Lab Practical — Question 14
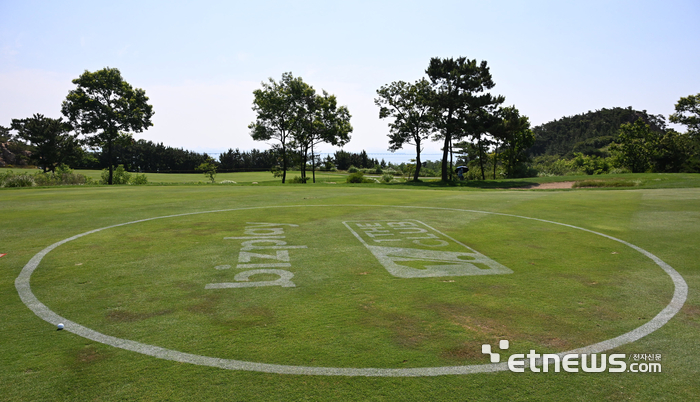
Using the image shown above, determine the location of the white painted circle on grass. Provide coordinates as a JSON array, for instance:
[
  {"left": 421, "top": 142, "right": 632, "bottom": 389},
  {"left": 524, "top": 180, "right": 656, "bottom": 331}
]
[{"left": 15, "top": 205, "right": 688, "bottom": 376}]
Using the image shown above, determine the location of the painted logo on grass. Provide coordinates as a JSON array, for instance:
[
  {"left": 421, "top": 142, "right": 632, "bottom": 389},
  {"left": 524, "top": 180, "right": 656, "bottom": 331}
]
[
  {"left": 343, "top": 220, "right": 512, "bottom": 278},
  {"left": 206, "top": 222, "right": 307, "bottom": 289}
]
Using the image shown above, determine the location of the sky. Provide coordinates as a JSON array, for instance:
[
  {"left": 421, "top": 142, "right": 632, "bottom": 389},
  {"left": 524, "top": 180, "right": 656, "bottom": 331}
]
[{"left": 1, "top": 0, "right": 699, "bottom": 163}]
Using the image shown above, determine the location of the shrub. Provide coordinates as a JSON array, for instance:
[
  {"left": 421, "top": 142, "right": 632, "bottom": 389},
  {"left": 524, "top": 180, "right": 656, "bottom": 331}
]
[
  {"left": 130, "top": 174, "right": 148, "bottom": 185},
  {"left": 507, "top": 164, "right": 538, "bottom": 179},
  {"left": 532, "top": 156, "right": 578, "bottom": 177},
  {"left": 1, "top": 168, "right": 91, "bottom": 187},
  {"left": 101, "top": 165, "right": 132, "bottom": 184},
  {"left": 288, "top": 176, "right": 307, "bottom": 183},
  {"left": 381, "top": 174, "right": 394, "bottom": 183},
  {"left": 346, "top": 172, "right": 366, "bottom": 183},
  {"left": 4, "top": 173, "right": 35, "bottom": 187},
  {"left": 347, "top": 165, "right": 359, "bottom": 173},
  {"left": 55, "top": 164, "right": 72, "bottom": 175},
  {"left": 572, "top": 153, "right": 610, "bottom": 175},
  {"left": 34, "top": 172, "right": 84, "bottom": 186},
  {"left": 0, "top": 170, "right": 14, "bottom": 187},
  {"left": 419, "top": 167, "right": 437, "bottom": 177}
]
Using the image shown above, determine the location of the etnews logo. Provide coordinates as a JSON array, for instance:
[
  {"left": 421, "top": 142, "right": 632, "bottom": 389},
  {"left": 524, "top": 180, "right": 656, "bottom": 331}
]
[{"left": 482, "top": 340, "right": 661, "bottom": 373}]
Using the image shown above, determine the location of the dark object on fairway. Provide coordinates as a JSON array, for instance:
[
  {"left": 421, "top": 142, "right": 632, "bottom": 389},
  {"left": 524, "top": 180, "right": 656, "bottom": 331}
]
[{"left": 456, "top": 166, "right": 468, "bottom": 180}]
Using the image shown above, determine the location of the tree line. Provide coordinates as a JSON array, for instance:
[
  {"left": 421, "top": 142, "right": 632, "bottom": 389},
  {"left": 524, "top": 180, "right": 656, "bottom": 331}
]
[{"left": 3, "top": 63, "right": 699, "bottom": 183}]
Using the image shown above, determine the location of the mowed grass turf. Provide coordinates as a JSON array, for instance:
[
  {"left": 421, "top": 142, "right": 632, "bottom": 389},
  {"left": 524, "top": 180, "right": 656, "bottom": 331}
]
[
  {"left": 0, "top": 167, "right": 347, "bottom": 184},
  {"left": 1, "top": 181, "right": 699, "bottom": 401},
  {"left": 4, "top": 167, "right": 700, "bottom": 188}
]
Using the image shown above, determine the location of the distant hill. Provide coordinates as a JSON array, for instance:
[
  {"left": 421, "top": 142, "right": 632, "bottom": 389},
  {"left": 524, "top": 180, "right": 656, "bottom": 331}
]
[{"left": 530, "top": 107, "right": 665, "bottom": 157}]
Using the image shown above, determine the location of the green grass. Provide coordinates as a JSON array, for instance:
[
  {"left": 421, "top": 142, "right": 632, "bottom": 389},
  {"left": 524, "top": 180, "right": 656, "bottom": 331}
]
[
  {"left": 1, "top": 181, "right": 699, "bottom": 401},
  {"left": 3, "top": 167, "right": 700, "bottom": 190},
  {"left": 0, "top": 167, "right": 349, "bottom": 185}
]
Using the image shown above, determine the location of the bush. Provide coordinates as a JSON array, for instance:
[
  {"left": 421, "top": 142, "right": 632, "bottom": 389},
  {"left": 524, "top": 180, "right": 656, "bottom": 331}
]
[
  {"left": 101, "top": 165, "right": 132, "bottom": 184},
  {"left": 571, "top": 153, "right": 611, "bottom": 175},
  {"left": 1, "top": 168, "right": 91, "bottom": 187},
  {"left": 507, "top": 164, "right": 538, "bottom": 179},
  {"left": 346, "top": 172, "right": 370, "bottom": 183},
  {"left": 3, "top": 173, "right": 35, "bottom": 187},
  {"left": 288, "top": 176, "right": 307, "bottom": 183},
  {"left": 419, "top": 167, "right": 437, "bottom": 177},
  {"left": 347, "top": 165, "right": 359, "bottom": 173},
  {"left": 532, "top": 156, "right": 579, "bottom": 176},
  {"left": 381, "top": 174, "right": 394, "bottom": 183},
  {"left": 0, "top": 170, "right": 14, "bottom": 187},
  {"left": 130, "top": 173, "right": 148, "bottom": 185},
  {"left": 34, "top": 172, "right": 89, "bottom": 186}
]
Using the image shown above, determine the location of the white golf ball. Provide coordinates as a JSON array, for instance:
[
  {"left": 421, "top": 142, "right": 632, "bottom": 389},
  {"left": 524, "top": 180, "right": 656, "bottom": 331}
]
[{"left": 57, "top": 323, "right": 64, "bottom": 330}]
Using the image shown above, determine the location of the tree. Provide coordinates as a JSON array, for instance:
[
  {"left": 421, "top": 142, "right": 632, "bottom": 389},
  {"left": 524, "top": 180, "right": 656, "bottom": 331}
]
[
  {"left": 10, "top": 114, "right": 81, "bottom": 172},
  {"left": 465, "top": 107, "right": 500, "bottom": 180},
  {"left": 426, "top": 57, "right": 504, "bottom": 181},
  {"left": 611, "top": 118, "right": 659, "bottom": 173},
  {"left": 375, "top": 78, "right": 433, "bottom": 181},
  {"left": 306, "top": 91, "right": 352, "bottom": 182},
  {"left": 61, "top": 67, "right": 154, "bottom": 184},
  {"left": 285, "top": 74, "right": 317, "bottom": 183},
  {"left": 496, "top": 106, "right": 535, "bottom": 178},
  {"left": 669, "top": 93, "right": 700, "bottom": 138},
  {"left": 249, "top": 73, "right": 297, "bottom": 183},
  {"left": 0, "top": 125, "right": 11, "bottom": 142},
  {"left": 654, "top": 129, "right": 696, "bottom": 173},
  {"left": 250, "top": 73, "right": 352, "bottom": 183},
  {"left": 196, "top": 160, "right": 217, "bottom": 183},
  {"left": 286, "top": 78, "right": 353, "bottom": 183}
]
